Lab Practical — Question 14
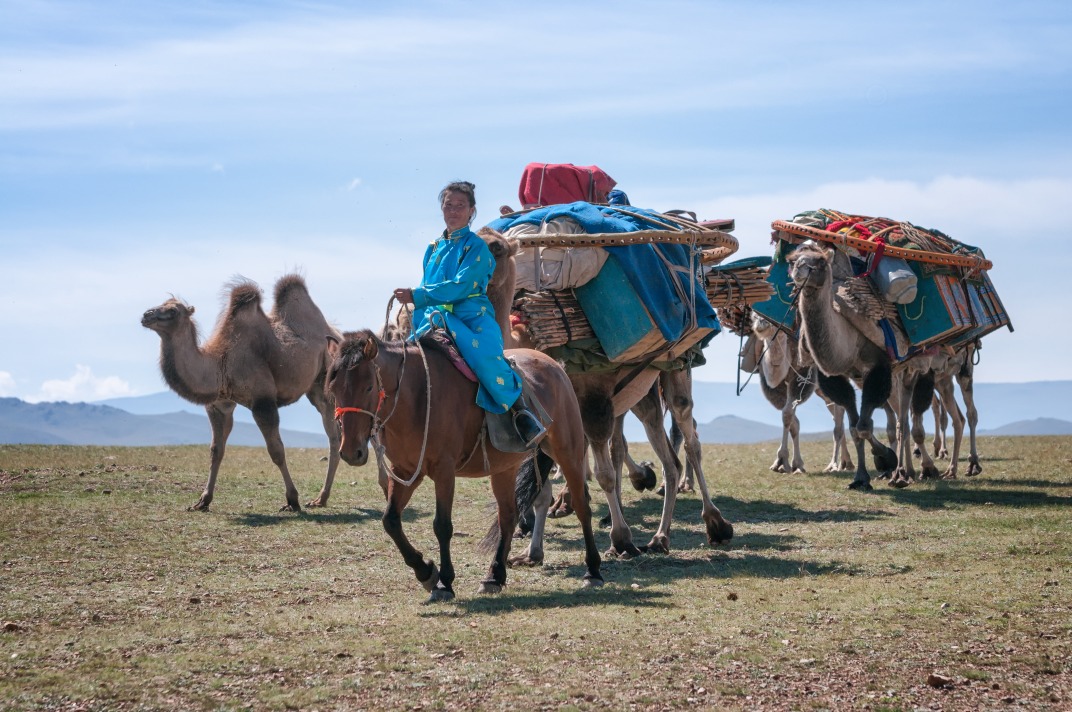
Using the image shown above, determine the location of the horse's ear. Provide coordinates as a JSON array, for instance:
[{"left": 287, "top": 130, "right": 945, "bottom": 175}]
[
  {"left": 188, "top": 306, "right": 196, "bottom": 316},
  {"left": 325, "top": 334, "right": 340, "bottom": 359},
  {"left": 362, "top": 336, "right": 378, "bottom": 360}
]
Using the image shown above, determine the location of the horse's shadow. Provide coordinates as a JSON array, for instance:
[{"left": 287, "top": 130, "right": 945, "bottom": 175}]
[{"left": 229, "top": 506, "right": 392, "bottom": 528}]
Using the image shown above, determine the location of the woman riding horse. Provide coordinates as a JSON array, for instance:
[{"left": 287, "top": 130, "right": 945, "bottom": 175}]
[{"left": 393, "top": 181, "right": 545, "bottom": 447}]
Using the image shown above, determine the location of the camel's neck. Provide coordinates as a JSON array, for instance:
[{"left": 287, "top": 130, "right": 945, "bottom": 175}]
[
  {"left": 797, "top": 276, "right": 863, "bottom": 376},
  {"left": 159, "top": 323, "right": 223, "bottom": 404},
  {"left": 760, "top": 331, "right": 791, "bottom": 387}
]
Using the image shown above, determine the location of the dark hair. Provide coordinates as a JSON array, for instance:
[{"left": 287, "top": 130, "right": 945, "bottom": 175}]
[{"left": 439, "top": 181, "right": 476, "bottom": 209}]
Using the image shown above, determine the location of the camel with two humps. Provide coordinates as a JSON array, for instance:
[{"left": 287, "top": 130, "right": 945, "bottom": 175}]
[{"left": 141, "top": 274, "right": 342, "bottom": 511}]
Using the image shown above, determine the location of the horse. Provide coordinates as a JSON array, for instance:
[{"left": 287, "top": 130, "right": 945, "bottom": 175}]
[{"left": 326, "top": 329, "right": 602, "bottom": 602}]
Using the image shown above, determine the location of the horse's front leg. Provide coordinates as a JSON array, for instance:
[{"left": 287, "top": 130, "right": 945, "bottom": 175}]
[
  {"left": 381, "top": 473, "right": 438, "bottom": 599},
  {"left": 429, "top": 470, "right": 457, "bottom": 602},
  {"left": 480, "top": 468, "right": 517, "bottom": 594}
]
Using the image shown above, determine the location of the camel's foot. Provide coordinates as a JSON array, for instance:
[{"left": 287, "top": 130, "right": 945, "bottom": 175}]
[
  {"left": 967, "top": 459, "right": 983, "bottom": 477},
  {"left": 188, "top": 495, "right": 212, "bottom": 512},
  {"left": 582, "top": 573, "right": 604, "bottom": 588},
  {"left": 477, "top": 580, "right": 503, "bottom": 595},
  {"left": 941, "top": 466, "right": 958, "bottom": 480},
  {"left": 418, "top": 561, "right": 440, "bottom": 593},
  {"left": 548, "top": 490, "right": 573, "bottom": 519},
  {"left": 605, "top": 541, "right": 643, "bottom": 559},
  {"left": 848, "top": 479, "right": 873, "bottom": 491},
  {"left": 628, "top": 463, "right": 658, "bottom": 492},
  {"left": 278, "top": 502, "right": 302, "bottom": 513},
  {"left": 889, "top": 475, "right": 912, "bottom": 489},
  {"left": 770, "top": 460, "right": 788, "bottom": 473},
  {"left": 912, "top": 446, "right": 922, "bottom": 459},
  {"left": 935, "top": 447, "right": 949, "bottom": 460},
  {"left": 305, "top": 495, "right": 328, "bottom": 508},
  {"left": 919, "top": 463, "right": 941, "bottom": 480},
  {"left": 677, "top": 478, "right": 695, "bottom": 493},
  {"left": 704, "top": 515, "right": 734, "bottom": 546},
  {"left": 791, "top": 465, "right": 807, "bottom": 475},
  {"left": 508, "top": 552, "right": 544, "bottom": 567},
  {"left": 426, "top": 586, "right": 455, "bottom": 604},
  {"left": 640, "top": 534, "right": 670, "bottom": 554}
]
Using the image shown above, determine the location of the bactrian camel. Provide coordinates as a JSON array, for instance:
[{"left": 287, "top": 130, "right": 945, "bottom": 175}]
[
  {"left": 749, "top": 313, "right": 855, "bottom": 474},
  {"left": 141, "top": 274, "right": 342, "bottom": 511},
  {"left": 788, "top": 243, "right": 899, "bottom": 489}
]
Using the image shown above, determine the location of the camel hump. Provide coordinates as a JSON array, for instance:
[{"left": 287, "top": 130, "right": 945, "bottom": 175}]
[
  {"left": 477, "top": 227, "right": 518, "bottom": 259},
  {"left": 273, "top": 273, "right": 309, "bottom": 306},
  {"left": 224, "top": 278, "right": 264, "bottom": 319}
]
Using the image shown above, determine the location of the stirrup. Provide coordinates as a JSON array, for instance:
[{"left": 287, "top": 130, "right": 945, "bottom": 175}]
[{"left": 513, "top": 409, "right": 546, "bottom": 449}]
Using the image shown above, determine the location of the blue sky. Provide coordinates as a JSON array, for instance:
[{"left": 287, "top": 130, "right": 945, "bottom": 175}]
[{"left": 1, "top": 0, "right": 1069, "bottom": 402}]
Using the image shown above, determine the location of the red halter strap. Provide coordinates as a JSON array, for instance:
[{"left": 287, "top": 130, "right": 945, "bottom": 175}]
[{"left": 334, "top": 388, "right": 387, "bottom": 421}]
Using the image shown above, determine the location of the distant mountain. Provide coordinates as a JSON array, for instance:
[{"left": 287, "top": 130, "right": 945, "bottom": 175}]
[
  {"left": 0, "top": 398, "right": 329, "bottom": 448},
  {"left": 1, "top": 380, "right": 1066, "bottom": 447},
  {"left": 980, "top": 418, "right": 1072, "bottom": 436}
]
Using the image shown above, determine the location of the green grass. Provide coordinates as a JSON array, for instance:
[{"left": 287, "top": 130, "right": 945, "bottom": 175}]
[{"left": 1, "top": 437, "right": 1070, "bottom": 710}]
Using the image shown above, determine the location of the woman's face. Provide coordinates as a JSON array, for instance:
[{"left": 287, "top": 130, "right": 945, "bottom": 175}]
[{"left": 441, "top": 190, "right": 475, "bottom": 232}]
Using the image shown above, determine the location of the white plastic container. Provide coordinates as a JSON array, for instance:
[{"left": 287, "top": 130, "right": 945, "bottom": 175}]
[{"left": 871, "top": 256, "right": 918, "bottom": 304}]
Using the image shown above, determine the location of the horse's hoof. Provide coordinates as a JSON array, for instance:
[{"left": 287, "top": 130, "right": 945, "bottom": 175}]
[
  {"left": 598, "top": 514, "right": 612, "bottom": 528},
  {"left": 582, "top": 574, "right": 604, "bottom": 588},
  {"left": 848, "top": 480, "right": 873, "bottom": 491},
  {"left": 426, "top": 587, "right": 455, "bottom": 603},
  {"left": 629, "top": 464, "right": 657, "bottom": 492},
  {"left": 477, "top": 581, "right": 502, "bottom": 595}
]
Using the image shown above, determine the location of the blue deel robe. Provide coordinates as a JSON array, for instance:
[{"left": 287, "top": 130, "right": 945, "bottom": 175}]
[{"left": 410, "top": 225, "right": 522, "bottom": 414}]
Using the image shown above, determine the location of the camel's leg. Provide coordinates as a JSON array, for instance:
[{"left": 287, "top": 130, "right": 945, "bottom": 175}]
[
  {"left": 589, "top": 436, "right": 640, "bottom": 558},
  {"left": 250, "top": 398, "right": 302, "bottom": 511},
  {"left": 191, "top": 401, "right": 236, "bottom": 511},
  {"left": 935, "top": 375, "right": 965, "bottom": 479},
  {"left": 305, "top": 386, "right": 343, "bottom": 507},
  {"left": 668, "top": 417, "right": 695, "bottom": 492},
  {"left": 931, "top": 393, "right": 949, "bottom": 459},
  {"left": 957, "top": 356, "right": 982, "bottom": 476},
  {"left": 912, "top": 372, "right": 940, "bottom": 480},
  {"left": 631, "top": 388, "right": 683, "bottom": 554},
  {"left": 544, "top": 421, "right": 603, "bottom": 586},
  {"left": 776, "top": 387, "right": 806, "bottom": 474},
  {"left": 771, "top": 386, "right": 792, "bottom": 474},
  {"left": 480, "top": 469, "right": 516, "bottom": 594},
  {"left": 887, "top": 371, "right": 915, "bottom": 488},
  {"left": 861, "top": 363, "right": 897, "bottom": 481},
  {"left": 822, "top": 400, "right": 854, "bottom": 472},
  {"left": 510, "top": 456, "right": 554, "bottom": 566},
  {"left": 623, "top": 437, "right": 658, "bottom": 493},
  {"left": 663, "top": 369, "right": 732, "bottom": 545},
  {"left": 819, "top": 374, "right": 872, "bottom": 490},
  {"left": 382, "top": 473, "right": 442, "bottom": 599}
]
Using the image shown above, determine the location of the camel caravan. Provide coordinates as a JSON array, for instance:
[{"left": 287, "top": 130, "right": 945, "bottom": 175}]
[{"left": 141, "top": 163, "right": 1011, "bottom": 600}]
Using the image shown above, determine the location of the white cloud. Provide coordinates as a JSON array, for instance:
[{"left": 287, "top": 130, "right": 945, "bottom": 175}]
[
  {"left": 28, "top": 365, "right": 135, "bottom": 404},
  {"left": 346, "top": 178, "right": 362, "bottom": 191},
  {"left": 0, "top": 371, "right": 16, "bottom": 397}
]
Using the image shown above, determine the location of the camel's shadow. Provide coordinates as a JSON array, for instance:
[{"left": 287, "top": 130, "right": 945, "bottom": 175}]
[{"left": 873, "top": 484, "right": 1072, "bottom": 510}]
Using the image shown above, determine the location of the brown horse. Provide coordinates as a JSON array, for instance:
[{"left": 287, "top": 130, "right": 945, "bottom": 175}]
[{"left": 326, "top": 329, "right": 602, "bottom": 602}]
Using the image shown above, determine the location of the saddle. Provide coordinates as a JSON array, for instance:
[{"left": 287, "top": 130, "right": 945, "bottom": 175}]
[{"left": 420, "top": 330, "right": 551, "bottom": 452}]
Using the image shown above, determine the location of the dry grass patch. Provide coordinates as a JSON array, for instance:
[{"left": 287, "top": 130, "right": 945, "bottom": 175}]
[{"left": 1, "top": 437, "right": 1070, "bottom": 710}]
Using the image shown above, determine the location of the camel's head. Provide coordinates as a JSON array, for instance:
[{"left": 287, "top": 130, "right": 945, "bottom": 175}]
[
  {"left": 750, "top": 312, "right": 779, "bottom": 341},
  {"left": 141, "top": 299, "right": 194, "bottom": 334},
  {"left": 325, "top": 330, "right": 382, "bottom": 467},
  {"left": 788, "top": 242, "right": 833, "bottom": 291}
]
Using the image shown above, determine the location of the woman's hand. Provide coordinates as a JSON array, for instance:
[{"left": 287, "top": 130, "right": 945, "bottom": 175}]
[{"left": 393, "top": 288, "right": 414, "bottom": 304}]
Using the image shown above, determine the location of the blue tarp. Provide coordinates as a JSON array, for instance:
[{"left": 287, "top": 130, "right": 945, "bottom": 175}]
[{"left": 488, "top": 201, "right": 720, "bottom": 344}]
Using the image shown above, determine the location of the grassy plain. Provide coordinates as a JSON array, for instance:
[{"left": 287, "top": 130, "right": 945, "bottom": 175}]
[{"left": 1, "top": 437, "right": 1070, "bottom": 711}]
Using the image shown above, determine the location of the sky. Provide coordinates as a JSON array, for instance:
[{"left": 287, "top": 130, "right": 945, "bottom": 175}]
[{"left": 1, "top": 0, "right": 1070, "bottom": 404}]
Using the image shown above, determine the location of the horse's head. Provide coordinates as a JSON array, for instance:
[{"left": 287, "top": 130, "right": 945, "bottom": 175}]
[{"left": 325, "top": 330, "right": 383, "bottom": 467}]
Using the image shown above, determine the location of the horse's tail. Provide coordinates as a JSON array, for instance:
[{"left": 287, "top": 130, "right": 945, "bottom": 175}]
[{"left": 477, "top": 450, "right": 555, "bottom": 554}]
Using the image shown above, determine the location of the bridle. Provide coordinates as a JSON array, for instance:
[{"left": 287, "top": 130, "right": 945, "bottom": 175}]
[{"left": 333, "top": 336, "right": 433, "bottom": 488}]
